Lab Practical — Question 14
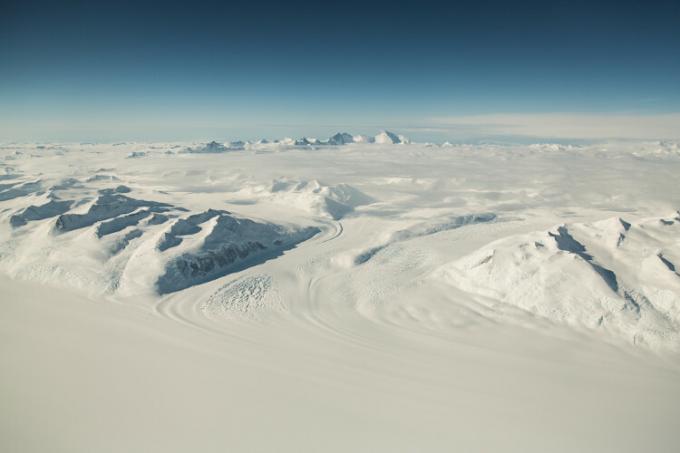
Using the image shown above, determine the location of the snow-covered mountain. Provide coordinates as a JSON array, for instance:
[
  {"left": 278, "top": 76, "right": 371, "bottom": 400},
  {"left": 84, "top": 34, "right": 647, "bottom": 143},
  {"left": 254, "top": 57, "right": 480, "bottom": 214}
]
[
  {"left": 173, "top": 131, "right": 412, "bottom": 152},
  {"left": 1, "top": 140, "right": 679, "bottom": 353},
  {"left": 3, "top": 138, "right": 680, "bottom": 453},
  {"left": 237, "top": 178, "right": 373, "bottom": 220},
  {"left": 182, "top": 140, "right": 245, "bottom": 153},
  {"left": 1, "top": 181, "right": 320, "bottom": 295},
  {"left": 327, "top": 132, "right": 355, "bottom": 145},
  {"left": 437, "top": 215, "right": 680, "bottom": 350},
  {"left": 156, "top": 210, "right": 320, "bottom": 293},
  {"left": 374, "top": 130, "right": 401, "bottom": 144}
]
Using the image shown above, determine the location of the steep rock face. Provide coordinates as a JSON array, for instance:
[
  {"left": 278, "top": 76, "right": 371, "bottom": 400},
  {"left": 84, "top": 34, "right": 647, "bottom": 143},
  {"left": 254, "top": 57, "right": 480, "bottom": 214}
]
[
  {"left": 157, "top": 209, "right": 225, "bottom": 251},
  {"left": 1, "top": 176, "right": 321, "bottom": 295},
  {"left": 96, "top": 210, "right": 152, "bottom": 237},
  {"left": 11, "top": 199, "right": 73, "bottom": 227},
  {"left": 327, "top": 132, "right": 355, "bottom": 145},
  {"left": 156, "top": 211, "right": 320, "bottom": 293}
]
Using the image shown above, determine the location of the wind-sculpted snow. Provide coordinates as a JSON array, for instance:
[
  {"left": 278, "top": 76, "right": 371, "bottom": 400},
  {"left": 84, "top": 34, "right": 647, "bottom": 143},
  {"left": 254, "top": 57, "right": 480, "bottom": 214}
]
[
  {"left": 355, "top": 213, "right": 496, "bottom": 264},
  {"left": 156, "top": 212, "right": 320, "bottom": 294},
  {"left": 549, "top": 226, "right": 619, "bottom": 292},
  {"left": 50, "top": 178, "right": 82, "bottom": 191},
  {"left": 110, "top": 229, "right": 143, "bottom": 254},
  {"left": 55, "top": 193, "right": 171, "bottom": 232},
  {"left": 438, "top": 215, "right": 680, "bottom": 350},
  {"left": 240, "top": 179, "right": 373, "bottom": 220}
]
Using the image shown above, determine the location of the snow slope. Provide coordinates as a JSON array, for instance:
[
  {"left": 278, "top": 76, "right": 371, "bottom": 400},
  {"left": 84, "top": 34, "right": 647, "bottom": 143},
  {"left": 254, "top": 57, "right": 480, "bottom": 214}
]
[
  {"left": 156, "top": 210, "right": 319, "bottom": 293},
  {"left": 438, "top": 215, "right": 680, "bottom": 350},
  {"left": 236, "top": 178, "right": 374, "bottom": 219},
  {"left": 1, "top": 138, "right": 680, "bottom": 453}
]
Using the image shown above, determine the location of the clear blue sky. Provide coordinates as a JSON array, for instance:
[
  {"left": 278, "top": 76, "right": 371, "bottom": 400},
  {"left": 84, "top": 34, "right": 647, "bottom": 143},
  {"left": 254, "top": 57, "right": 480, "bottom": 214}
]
[{"left": 1, "top": 0, "right": 679, "bottom": 141}]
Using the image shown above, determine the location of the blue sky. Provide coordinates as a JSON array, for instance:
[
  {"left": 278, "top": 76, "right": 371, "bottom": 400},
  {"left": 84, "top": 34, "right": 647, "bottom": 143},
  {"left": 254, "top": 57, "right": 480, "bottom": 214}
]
[{"left": 1, "top": 0, "right": 679, "bottom": 142}]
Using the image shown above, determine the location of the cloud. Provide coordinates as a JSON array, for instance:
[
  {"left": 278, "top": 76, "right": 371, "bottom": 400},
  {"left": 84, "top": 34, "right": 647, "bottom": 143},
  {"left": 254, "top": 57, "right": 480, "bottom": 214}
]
[{"left": 427, "top": 113, "right": 680, "bottom": 140}]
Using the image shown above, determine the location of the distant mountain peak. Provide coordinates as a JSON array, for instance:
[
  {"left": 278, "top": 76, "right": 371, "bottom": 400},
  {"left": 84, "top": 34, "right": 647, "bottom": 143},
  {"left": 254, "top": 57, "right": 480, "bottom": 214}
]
[
  {"left": 328, "top": 132, "right": 355, "bottom": 145},
  {"left": 374, "top": 130, "right": 402, "bottom": 144}
]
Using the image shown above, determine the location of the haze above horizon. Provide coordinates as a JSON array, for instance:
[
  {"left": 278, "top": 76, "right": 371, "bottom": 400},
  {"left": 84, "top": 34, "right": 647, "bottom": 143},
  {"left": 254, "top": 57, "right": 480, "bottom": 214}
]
[{"left": 1, "top": 0, "right": 679, "bottom": 141}]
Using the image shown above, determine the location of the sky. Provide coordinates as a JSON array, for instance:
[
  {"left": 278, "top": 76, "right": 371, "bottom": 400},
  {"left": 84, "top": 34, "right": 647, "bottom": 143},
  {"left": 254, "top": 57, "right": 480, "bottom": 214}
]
[{"left": 1, "top": 0, "right": 679, "bottom": 142}]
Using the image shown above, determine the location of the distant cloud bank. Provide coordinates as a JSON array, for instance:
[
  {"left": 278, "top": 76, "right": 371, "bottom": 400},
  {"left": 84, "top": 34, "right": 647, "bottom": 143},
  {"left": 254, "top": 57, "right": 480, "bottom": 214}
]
[{"left": 428, "top": 113, "right": 680, "bottom": 140}]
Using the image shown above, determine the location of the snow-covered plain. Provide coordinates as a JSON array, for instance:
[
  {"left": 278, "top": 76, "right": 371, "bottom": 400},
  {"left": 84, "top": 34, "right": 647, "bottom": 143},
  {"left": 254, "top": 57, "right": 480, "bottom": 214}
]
[{"left": 1, "top": 135, "right": 680, "bottom": 452}]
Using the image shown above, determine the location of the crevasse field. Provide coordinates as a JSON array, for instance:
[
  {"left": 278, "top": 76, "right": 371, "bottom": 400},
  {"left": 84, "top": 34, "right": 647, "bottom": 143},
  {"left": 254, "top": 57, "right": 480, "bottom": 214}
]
[{"left": 1, "top": 134, "right": 679, "bottom": 452}]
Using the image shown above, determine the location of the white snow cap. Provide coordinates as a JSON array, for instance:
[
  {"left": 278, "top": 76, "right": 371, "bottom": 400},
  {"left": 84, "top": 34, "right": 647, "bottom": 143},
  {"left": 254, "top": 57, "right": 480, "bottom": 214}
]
[
  {"left": 352, "top": 134, "right": 374, "bottom": 143},
  {"left": 185, "top": 131, "right": 411, "bottom": 150},
  {"left": 374, "top": 130, "right": 409, "bottom": 144}
]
